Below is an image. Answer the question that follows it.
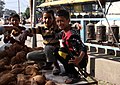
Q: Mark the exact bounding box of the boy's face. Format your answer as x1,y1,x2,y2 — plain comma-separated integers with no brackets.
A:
10,17,20,26
55,16,69,30
42,13,54,28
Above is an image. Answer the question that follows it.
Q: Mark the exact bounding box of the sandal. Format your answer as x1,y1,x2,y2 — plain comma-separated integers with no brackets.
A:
65,74,81,84
65,77,80,84
52,67,61,75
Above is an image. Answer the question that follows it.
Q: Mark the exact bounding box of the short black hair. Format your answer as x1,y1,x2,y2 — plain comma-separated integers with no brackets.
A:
43,10,55,19
9,13,20,21
56,10,70,20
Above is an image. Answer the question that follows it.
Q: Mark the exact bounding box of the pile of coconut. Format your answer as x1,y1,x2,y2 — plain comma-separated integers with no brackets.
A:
0,42,56,85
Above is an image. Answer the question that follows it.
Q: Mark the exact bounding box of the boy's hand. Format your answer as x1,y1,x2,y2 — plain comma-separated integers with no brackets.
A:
68,51,85,66
4,26,20,32
19,31,28,43
68,57,80,66
12,26,21,32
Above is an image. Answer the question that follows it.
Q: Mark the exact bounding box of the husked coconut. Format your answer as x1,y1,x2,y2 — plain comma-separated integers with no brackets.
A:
25,65,40,76
32,75,46,85
45,80,56,85
11,51,26,65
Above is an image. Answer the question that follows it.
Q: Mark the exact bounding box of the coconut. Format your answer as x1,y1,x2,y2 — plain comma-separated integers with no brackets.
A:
45,80,56,85
32,75,46,85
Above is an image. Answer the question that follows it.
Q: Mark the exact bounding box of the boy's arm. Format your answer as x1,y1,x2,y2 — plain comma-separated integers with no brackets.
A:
0,26,20,35
0,26,5,34
68,35,87,66
18,26,43,43
70,51,85,66
25,26,42,34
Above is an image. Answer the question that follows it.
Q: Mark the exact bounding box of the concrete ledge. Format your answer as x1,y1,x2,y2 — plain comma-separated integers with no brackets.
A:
25,34,45,48
87,55,120,85
85,43,120,56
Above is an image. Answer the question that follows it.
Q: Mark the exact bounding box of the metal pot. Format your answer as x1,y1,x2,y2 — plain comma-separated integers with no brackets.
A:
96,24,106,42
108,22,119,43
86,22,95,40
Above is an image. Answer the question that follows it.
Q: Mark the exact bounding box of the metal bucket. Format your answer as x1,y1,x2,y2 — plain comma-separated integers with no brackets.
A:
108,23,119,43
77,14,82,18
71,15,76,18
96,24,106,42
86,22,95,40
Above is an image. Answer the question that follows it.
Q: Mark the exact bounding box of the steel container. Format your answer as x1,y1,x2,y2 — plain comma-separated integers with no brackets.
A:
96,24,106,42
86,22,95,40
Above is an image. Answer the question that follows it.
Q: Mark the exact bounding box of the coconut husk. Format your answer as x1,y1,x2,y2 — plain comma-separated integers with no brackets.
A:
0,51,7,59
45,80,56,85
0,72,16,85
24,64,41,77
10,51,27,65
32,75,46,85
10,66,25,74
0,57,10,66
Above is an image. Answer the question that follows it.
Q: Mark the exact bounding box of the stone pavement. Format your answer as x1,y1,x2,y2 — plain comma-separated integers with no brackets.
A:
40,62,98,85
